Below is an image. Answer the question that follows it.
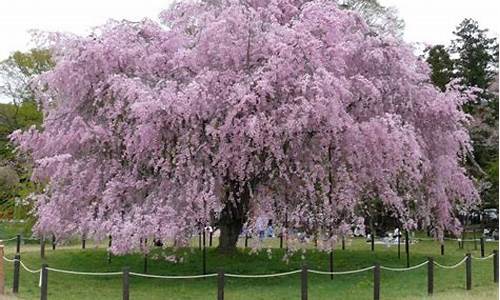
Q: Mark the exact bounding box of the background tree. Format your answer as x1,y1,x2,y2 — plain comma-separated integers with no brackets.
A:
0,49,51,220
450,19,498,208
425,45,454,91
12,0,478,254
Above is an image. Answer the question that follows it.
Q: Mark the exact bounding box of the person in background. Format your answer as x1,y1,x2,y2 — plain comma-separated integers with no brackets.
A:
266,219,274,238
256,216,266,241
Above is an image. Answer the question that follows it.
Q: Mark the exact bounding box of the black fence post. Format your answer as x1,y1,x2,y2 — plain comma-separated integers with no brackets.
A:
397,234,401,259
40,264,48,300
329,251,334,280
122,267,129,300
52,235,56,251
244,234,249,248
13,254,20,294
217,269,224,300
342,236,345,250
473,230,477,250
405,231,410,268
466,253,471,290
209,231,213,247
493,250,498,283
480,238,485,257
279,233,283,249
371,234,375,252
144,254,148,274
198,231,202,250
427,257,434,295
202,228,206,275
108,235,112,264
440,243,444,256
40,237,45,260
16,235,21,254
301,264,308,300
373,263,380,300
82,236,86,249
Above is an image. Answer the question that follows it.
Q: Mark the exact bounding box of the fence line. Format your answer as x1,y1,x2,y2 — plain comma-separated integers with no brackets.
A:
0,255,480,278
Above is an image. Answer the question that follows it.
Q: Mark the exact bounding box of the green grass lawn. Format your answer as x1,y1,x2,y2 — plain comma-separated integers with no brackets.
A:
0,233,498,299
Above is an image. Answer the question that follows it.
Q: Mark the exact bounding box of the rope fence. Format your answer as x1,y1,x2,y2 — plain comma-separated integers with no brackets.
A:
1,233,499,300
1,252,498,300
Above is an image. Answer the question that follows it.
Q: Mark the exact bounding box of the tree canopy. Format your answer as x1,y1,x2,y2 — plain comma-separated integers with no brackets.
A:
12,0,478,254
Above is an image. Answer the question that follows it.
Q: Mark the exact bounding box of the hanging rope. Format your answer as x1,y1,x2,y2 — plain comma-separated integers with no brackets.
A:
225,269,302,278
130,272,218,279
471,253,495,260
308,266,375,275
46,267,122,276
433,257,468,269
380,261,428,271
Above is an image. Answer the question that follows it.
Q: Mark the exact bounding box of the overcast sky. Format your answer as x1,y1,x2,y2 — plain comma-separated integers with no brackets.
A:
0,0,498,61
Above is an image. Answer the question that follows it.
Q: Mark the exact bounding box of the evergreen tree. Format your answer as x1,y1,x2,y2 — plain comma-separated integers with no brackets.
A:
425,45,454,91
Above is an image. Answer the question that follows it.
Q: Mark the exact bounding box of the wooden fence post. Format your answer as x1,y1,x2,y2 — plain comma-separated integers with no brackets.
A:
373,263,380,300
40,237,45,259
40,264,48,300
480,238,485,257
279,233,283,249
301,264,308,300
493,250,498,283
329,251,334,280
16,235,21,254
342,237,345,250
217,269,224,300
13,254,20,294
440,243,444,256
82,236,86,249
244,234,249,248
466,253,471,290
427,257,434,295
209,231,213,247
0,244,4,295
122,267,129,300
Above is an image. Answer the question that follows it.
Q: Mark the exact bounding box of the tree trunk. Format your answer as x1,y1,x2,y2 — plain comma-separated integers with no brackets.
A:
217,180,251,253
218,219,244,253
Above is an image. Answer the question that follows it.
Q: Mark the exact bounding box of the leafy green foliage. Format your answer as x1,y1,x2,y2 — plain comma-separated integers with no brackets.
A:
425,45,454,91
0,49,52,220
